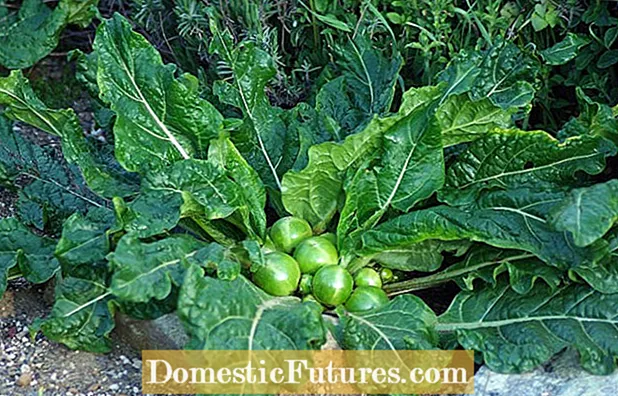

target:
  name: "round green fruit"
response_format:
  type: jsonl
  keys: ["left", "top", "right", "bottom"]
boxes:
{"left": 320, "top": 232, "right": 337, "bottom": 246}
{"left": 380, "top": 268, "right": 394, "bottom": 283}
{"left": 299, "top": 274, "right": 313, "bottom": 295}
{"left": 345, "top": 286, "right": 389, "bottom": 312}
{"left": 270, "top": 217, "right": 312, "bottom": 253}
{"left": 253, "top": 252, "right": 301, "bottom": 296}
{"left": 354, "top": 268, "right": 382, "bottom": 288}
{"left": 312, "top": 265, "right": 353, "bottom": 307}
{"left": 294, "top": 236, "right": 339, "bottom": 274}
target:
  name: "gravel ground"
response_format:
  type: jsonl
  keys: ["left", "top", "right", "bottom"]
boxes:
{"left": 0, "top": 282, "right": 143, "bottom": 396}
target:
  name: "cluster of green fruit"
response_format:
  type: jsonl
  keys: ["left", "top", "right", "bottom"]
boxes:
{"left": 254, "top": 217, "right": 392, "bottom": 312}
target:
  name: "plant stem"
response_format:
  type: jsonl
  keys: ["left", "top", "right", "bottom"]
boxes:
{"left": 384, "top": 253, "right": 535, "bottom": 296}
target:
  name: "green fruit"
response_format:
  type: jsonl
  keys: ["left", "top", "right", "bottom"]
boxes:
{"left": 294, "top": 236, "right": 338, "bottom": 274}
{"left": 345, "top": 286, "right": 389, "bottom": 312}
{"left": 270, "top": 217, "right": 313, "bottom": 253}
{"left": 253, "top": 252, "right": 301, "bottom": 296}
{"left": 380, "top": 268, "right": 394, "bottom": 283}
{"left": 320, "top": 232, "right": 337, "bottom": 246}
{"left": 354, "top": 268, "right": 382, "bottom": 288}
{"left": 299, "top": 274, "right": 313, "bottom": 295}
{"left": 262, "top": 235, "right": 277, "bottom": 254}
{"left": 312, "top": 265, "right": 353, "bottom": 307}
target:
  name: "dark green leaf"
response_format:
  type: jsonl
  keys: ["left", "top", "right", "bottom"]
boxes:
{"left": 55, "top": 207, "right": 116, "bottom": 276}
{"left": 440, "top": 130, "right": 616, "bottom": 206}
{"left": 597, "top": 50, "right": 618, "bottom": 69}
{"left": 549, "top": 180, "right": 618, "bottom": 247}
{"left": 540, "top": 33, "right": 590, "bottom": 65}
{"left": 359, "top": 189, "right": 608, "bottom": 270}
{"left": 209, "top": 21, "right": 286, "bottom": 194}
{"left": 108, "top": 234, "right": 204, "bottom": 303}
{"left": 0, "top": 0, "right": 99, "bottom": 69}
{"left": 334, "top": 295, "right": 437, "bottom": 350}
{"left": 317, "top": 36, "right": 402, "bottom": 136}
{"left": 95, "top": 14, "right": 223, "bottom": 173}
{"left": 39, "top": 277, "right": 114, "bottom": 353}
{"left": 337, "top": 100, "right": 443, "bottom": 247}
{"left": 438, "top": 280, "right": 618, "bottom": 374}
{"left": 0, "top": 218, "right": 59, "bottom": 295}
{"left": 177, "top": 265, "right": 327, "bottom": 350}
{"left": 0, "top": 70, "right": 139, "bottom": 198}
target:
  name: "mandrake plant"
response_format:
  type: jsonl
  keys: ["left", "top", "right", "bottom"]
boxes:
{"left": 1, "top": 12, "right": 618, "bottom": 378}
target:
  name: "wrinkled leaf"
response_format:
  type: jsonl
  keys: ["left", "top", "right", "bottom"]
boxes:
{"left": 335, "top": 295, "right": 438, "bottom": 350}
{"left": 178, "top": 265, "right": 326, "bottom": 350}
{"left": 281, "top": 116, "right": 388, "bottom": 232}
{"left": 359, "top": 189, "right": 608, "bottom": 270}
{"left": 0, "top": 70, "right": 139, "bottom": 198}
{"left": 338, "top": 100, "right": 443, "bottom": 246}
{"left": 55, "top": 207, "right": 116, "bottom": 276}
{"left": 437, "top": 94, "right": 515, "bottom": 147}
{"left": 0, "top": 0, "right": 99, "bottom": 69}
{"left": 108, "top": 234, "right": 204, "bottom": 303}
{"left": 440, "top": 130, "right": 616, "bottom": 206}
{"left": 95, "top": 14, "right": 223, "bottom": 173}
{"left": 210, "top": 21, "right": 286, "bottom": 194}
{"left": 0, "top": 218, "right": 59, "bottom": 296}
{"left": 549, "top": 180, "right": 618, "bottom": 247}
{"left": 438, "top": 280, "right": 618, "bottom": 374}
{"left": 38, "top": 277, "right": 114, "bottom": 353}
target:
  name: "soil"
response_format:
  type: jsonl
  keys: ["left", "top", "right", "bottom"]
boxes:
{"left": 0, "top": 283, "right": 143, "bottom": 396}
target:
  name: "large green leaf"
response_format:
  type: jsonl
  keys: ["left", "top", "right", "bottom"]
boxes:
{"left": 121, "top": 159, "right": 259, "bottom": 239}
{"left": 438, "top": 280, "right": 618, "bottom": 374}
{"left": 0, "top": 218, "right": 59, "bottom": 296}
{"left": 38, "top": 277, "right": 115, "bottom": 353}
{"left": 558, "top": 88, "right": 618, "bottom": 144}
{"left": 440, "top": 130, "right": 616, "bottom": 206}
{"left": 209, "top": 21, "right": 286, "bottom": 194}
{"left": 107, "top": 234, "right": 204, "bottom": 303}
{"left": 570, "top": 228, "right": 618, "bottom": 294}
{"left": 437, "top": 94, "right": 515, "bottom": 147}
{"left": 337, "top": 100, "right": 443, "bottom": 247}
{"left": 359, "top": 189, "right": 607, "bottom": 270}
{"left": 281, "top": 116, "right": 390, "bottom": 232}
{"left": 177, "top": 265, "right": 327, "bottom": 350}
{"left": 439, "top": 41, "right": 540, "bottom": 109}
{"left": 540, "top": 33, "right": 590, "bottom": 65}
{"left": 316, "top": 36, "right": 402, "bottom": 137}
{"left": 372, "top": 240, "right": 470, "bottom": 273}
{"left": 334, "top": 295, "right": 437, "bottom": 350}
{"left": 549, "top": 180, "right": 618, "bottom": 247}
{"left": 94, "top": 14, "right": 223, "bottom": 173}
{"left": 0, "top": 0, "right": 99, "bottom": 69}
{"left": 0, "top": 70, "right": 139, "bottom": 198}
{"left": 208, "top": 136, "right": 267, "bottom": 240}
{"left": 437, "top": 246, "right": 561, "bottom": 295}
{"left": 55, "top": 207, "right": 116, "bottom": 277}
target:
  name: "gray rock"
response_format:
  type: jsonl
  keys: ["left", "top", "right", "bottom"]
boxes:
{"left": 114, "top": 313, "right": 189, "bottom": 351}
{"left": 474, "top": 349, "right": 618, "bottom": 396}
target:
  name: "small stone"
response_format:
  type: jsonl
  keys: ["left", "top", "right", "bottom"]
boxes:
{"left": 110, "top": 384, "right": 120, "bottom": 391}
{"left": 88, "top": 383, "right": 101, "bottom": 391}
{"left": 16, "top": 372, "right": 33, "bottom": 387}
